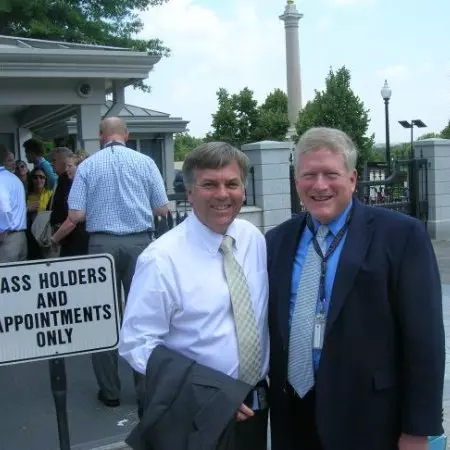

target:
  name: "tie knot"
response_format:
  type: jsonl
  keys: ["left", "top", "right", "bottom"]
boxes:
{"left": 316, "top": 225, "right": 329, "bottom": 240}
{"left": 220, "top": 235, "right": 234, "bottom": 254}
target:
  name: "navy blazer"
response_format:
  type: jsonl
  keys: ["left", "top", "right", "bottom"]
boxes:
{"left": 266, "top": 199, "right": 445, "bottom": 450}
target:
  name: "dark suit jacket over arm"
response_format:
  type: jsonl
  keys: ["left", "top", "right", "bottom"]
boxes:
{"left": 126, "top": 346, "right": 252, "bottom": 450}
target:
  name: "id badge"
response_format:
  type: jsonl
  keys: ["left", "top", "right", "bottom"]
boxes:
{"left": 313, "top": 313, "right": 326, "bottom": 350}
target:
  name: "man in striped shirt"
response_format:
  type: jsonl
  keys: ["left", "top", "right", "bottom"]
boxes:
{"left": 67, "top": 117, "right": 169, "bottom": 409}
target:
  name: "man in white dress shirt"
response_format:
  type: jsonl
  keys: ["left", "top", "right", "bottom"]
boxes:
{"left": 119, "top": 142, "right": 269, "bottom": 449}
{"left": 0, "top": 144, "right": 27, "bottom": 263}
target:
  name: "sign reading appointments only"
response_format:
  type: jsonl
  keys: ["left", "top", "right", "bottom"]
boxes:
{"left": 0, "top": 254, "right": 120, "bottom": 366}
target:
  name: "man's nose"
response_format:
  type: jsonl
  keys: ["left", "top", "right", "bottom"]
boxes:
{"left": 215, "top": 184, "right": 229, "bottom": 198}
{"left": 312, "top": 174, "right": 328, "bottom": 190}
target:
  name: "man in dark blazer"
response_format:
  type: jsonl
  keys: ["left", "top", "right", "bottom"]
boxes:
{"left": 266, "top": 127, "right": 445, "bottom": 450}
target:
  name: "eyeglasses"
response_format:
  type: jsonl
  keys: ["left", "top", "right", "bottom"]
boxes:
{"left": 33, "top": 175, "right": 46, "bottom": 180}
{"left": 16, "top": 164, "right": 25, "bottom": 169}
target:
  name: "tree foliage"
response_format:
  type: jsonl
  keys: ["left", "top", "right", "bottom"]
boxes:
{"left": 252, "top": 89, "right": 290, "bottom": 142}
{"left": 0, "top": 0, "right": 170, "bottom": 92}
{"left": 295, "top": 66, "right": 375, "bottom": 171}
{"left": 207, "top": 87, "right": 289, "bottom": 147}
{"left": 174, "top": 132, "right": 203, "bottom": 161}
{"left": 418, "top": 132, "right": 442, "bottom": 140}
{"left": 441, "top": 120, "right": 450, "bottom": 139}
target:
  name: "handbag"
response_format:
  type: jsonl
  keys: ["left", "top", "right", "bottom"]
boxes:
{"left": 31, "top": 182, "right": 57, "bottom": 248}
{"left": 31, "top": 210, "right": 53, "bottom": 247}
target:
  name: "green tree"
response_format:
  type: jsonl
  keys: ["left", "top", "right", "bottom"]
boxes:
{"left": 390, "top": 143, "right": 410, "bottom": 160}
{"left": 418, "top": 132, "right": 442, "bottom": 140}
{"left": 0, "top": 0, "right": 170, "bottom": 92}
{"left": 207, "top": 87, "right": 259, "bottom": 147}
{"left": 252, "top": 89, "right": 290, "bottom": 142}
{"left": 441, "top": 120, "right": 450, "bottom": 139}
{"left": 295, "top": 66, "right": 375, "bottom": 171}
{"left": 174, "top": 132, "right": 203, "bottom": 161}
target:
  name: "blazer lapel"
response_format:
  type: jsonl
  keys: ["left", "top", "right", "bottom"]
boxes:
{"left": 276, "top": 215, "right": 306, "bottom": 348}
{"left": 325, "top": 200, "right": 374, "bottom": 338}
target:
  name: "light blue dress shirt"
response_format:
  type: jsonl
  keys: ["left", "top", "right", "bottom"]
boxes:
{"left": 68, "top": 143, "right": 168, "bottom": 234}
{"left": 289, "top": 201, "right": 353, "bottom": 370}
{"left": 0, "top": 167, "right": 27, "bottom": 232}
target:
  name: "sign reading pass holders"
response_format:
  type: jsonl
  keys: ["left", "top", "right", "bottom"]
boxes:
{"left": 0, "top": 254, "right": 120, "bottom": 366}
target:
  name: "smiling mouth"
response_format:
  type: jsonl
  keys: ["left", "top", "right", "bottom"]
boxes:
{"left": 311, "top": 196, "right": 332, "bottom": 202}
{"left": 211, "top": 205, "right": 231, "bottom": 211}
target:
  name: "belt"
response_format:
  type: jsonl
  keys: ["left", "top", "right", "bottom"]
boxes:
{"left": 2, "top": 229, "right": 25, "bottom": 233}
{"left": 90, "top": 229, "right": 152, "bottom": 236}
{"left": 244, "top": 379, "right": 268, "bottom": 411}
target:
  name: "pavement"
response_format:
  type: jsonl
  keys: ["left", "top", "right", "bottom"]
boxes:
{"left": 1, "top": 240, "right": 450, "bottom": 449}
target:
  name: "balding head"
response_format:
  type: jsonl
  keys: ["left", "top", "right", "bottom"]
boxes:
{"left": 99, "top": 117, "right": 128, "bottom": 147}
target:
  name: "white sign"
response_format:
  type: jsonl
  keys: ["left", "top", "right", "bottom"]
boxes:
{"left": 0, "top": 254, "right": 120, "bottom": 366}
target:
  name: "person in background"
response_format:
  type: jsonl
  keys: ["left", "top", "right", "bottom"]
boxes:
{"left": 0, "top": 144, "right": 27, "bottom": 262}
{"left": 67, "top": 117, "right": 169, "bottom": 410}
{"left": 4, "top": 151, "right": 15, "bottom": 172}
{"left": 23, "top": 138, "right": 58, "bottom": 189}
{"left": 51, "top": 151, "right": 89, "bottom": 257}
{"left": 26, "top": 167, "right": 52, "bottom": 259}
{"left": 14, "top": 159, "right": 29, "bottom": 192}
{"left": 267, "top": 127, "right": 444, "bottom": 450}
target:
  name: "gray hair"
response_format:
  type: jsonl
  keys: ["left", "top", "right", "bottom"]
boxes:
{"left": 49, "top": 147, "right": 73, "bottom": 160}
{"left": 182, "top": 142, "right": 249, "bottom": 188}
{"left": 295, "top": 127, "right": 358, "bottom": 173}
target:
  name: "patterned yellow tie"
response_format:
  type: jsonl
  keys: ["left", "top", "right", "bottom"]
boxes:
{"left": 220, "top": 235, "right": 262, "bottom": 385}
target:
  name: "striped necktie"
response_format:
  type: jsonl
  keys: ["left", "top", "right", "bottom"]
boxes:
{"left": 220, "top": 235, "right": 262, "bottom": 386}
{"left": 288, "top": 225, "right": 329, "bottom": 397}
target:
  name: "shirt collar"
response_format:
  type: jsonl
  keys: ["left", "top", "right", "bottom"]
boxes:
{"left": 310, "top": 199, "right": 353, "bottom": 237}
{"left": 34, "top": 157, "right": 45, "bottom": 166}
{"left": 187, "top": 211, "right": 239, "bottom": 255}
{"left": 103, "top": 140, "right": 126, "bottom": 148}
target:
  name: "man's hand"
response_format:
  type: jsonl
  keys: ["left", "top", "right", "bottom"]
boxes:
{"left": 235, "top": 403, "right": 254, "bottom": 422}
{"left": 398, "top": 434, "right": 428, "bottom": 450}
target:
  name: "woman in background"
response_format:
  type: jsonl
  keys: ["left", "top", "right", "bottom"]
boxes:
{"left": 26, "top": 168, "right": 52, "bottom": 259}
{"left": 51, "top": 152, "right": 89, "bottom": 256}
{"left": 15, "top": 159, "right": 29, "bottom": 193}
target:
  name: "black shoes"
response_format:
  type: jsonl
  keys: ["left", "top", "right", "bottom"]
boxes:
{"left": 97, "top": 390, "right": 120, "bottom": 407}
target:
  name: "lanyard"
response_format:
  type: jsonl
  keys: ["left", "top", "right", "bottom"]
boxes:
{"left": 306, "top": 208, "right": 353, "bottom": 312}
{"left": 103, "top": 141, "right": 125, "bottom": 150}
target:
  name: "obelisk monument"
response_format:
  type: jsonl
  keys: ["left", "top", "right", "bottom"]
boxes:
{"left": 280, "top": 0, "right": 303, "bottom": 139}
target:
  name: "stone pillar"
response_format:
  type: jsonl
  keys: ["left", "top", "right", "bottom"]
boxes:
{"left": 164, "top": 133, "right": 175, "bottom": 194}
{"left": 242, "top": 141, "right": 292, "bottom": 233}
{"left": 76, "top": 104, "right": 101, "bottom": 154}
{"left": 414, "top": 139, "right": 450, "bottom": 239}
{"left": 280, "top": 1, "right": 303, "bottom": 138}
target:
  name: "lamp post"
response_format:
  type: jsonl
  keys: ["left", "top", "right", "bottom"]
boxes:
{"left": 399, "top": 119, "right": 427, "bottom": 159}
{"left": 380, "top": 80, "right": 392, "bottom": 175}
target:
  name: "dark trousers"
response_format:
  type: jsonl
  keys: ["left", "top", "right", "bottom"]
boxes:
{"left": 285, "top": 385, "right": 323, "bottom": 450}
{"left": 88, "top": 231, "right": 152, "bottom": 402}
{"left": 219, "top": 408, "right": 268, "bottom": 450}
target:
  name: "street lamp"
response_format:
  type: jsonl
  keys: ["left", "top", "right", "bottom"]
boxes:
{"left": 399, "top": 119, "right": 427, "bottom": 159}
{"left": 381, "top": 80, "right": 392, "bottom": 175}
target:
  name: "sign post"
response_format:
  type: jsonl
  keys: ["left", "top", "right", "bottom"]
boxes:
{"left": 0, "top": 254, "right": 120, "bottom": 450}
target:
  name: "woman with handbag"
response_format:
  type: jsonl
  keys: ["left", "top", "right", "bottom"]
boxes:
{"left": 26, "top": 168, "right": 52, "bottom": 259}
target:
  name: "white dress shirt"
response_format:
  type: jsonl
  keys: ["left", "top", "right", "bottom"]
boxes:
{"left": 119, "top": 212, "right": 269, "bottom": 381}
{"left": 0, "top": 167, "right": 26, "bottom": 232}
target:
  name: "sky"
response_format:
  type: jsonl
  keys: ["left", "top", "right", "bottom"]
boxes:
{"left": 125, "top": 0, "right": 449, "bottom": 144}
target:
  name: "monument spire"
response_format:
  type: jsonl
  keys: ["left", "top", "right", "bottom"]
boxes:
{"left": 280, "top": 1, "right": 303, "bottom": 138}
